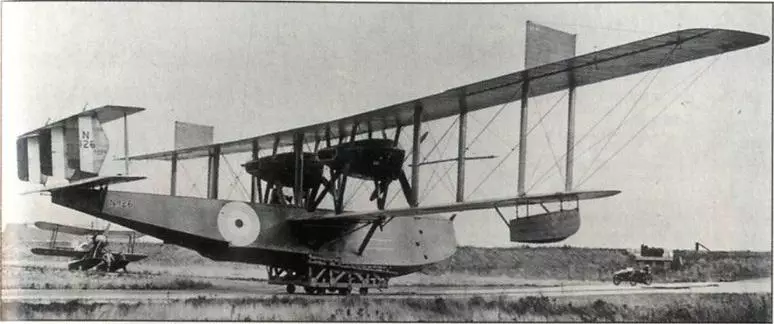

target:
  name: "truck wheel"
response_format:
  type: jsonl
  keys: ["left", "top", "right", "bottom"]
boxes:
{"left": 286, "top": 284, "right": 296, "bottom": 294}
{"left": 359, "top": 287, "right": 368, "bottom": 295}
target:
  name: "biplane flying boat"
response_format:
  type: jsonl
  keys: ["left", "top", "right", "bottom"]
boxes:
{"left": 16, "top": 26, "right": 768, "bottom": 295}
{"left": 30, "top": 221, "right": 147, "bottom": 272}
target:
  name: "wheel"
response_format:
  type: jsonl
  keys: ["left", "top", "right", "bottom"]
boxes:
{"left": 629, "top": 279, "right": 637, "bottom": 286}
{"left": 644, "top": 275, "right": 653, "bottom": 285}
{"left": 613, "top": 276, "right": 621, "bottom": 286}
{"left": 338, "top": 288, "right": 352, "bottom": 295}
{"left": 314, "top": 288, "right": 325, "bottom": 295}
{"left": 303, "top": 286, "right": 314, "bottom": 294}
{"left": 359, "top": 287, "right": 368, "bottom": 295}
{"left": 286, "top": 284, "right": 296, "bottom": 294}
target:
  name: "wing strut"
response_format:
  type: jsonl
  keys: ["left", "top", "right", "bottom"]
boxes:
{"left": 123, "top": 111, "right": 130, "bottom": 174}
{"left": 565, "top": 83, "right": 576, "bottom": 191}
{"left": 49, "top": 225, "right": 60, "bottom": 249}
{"left": 250, "top": 139, "right": 261, "bottom": 203}
{"left": 456, "top": 95, "right": 468, "bottom": 202}
{"left": 293, "top": 133, "right": 304, "bottom": 207}
{"left": 517, "top": 79, "right": 530, "bottom": 195}
{"left": 170, "top": 153, "right": 178, "bottom": 196}
{"left": 207, "top": 147, "right": 220, "bottom": 199}
{"left": 410, "top": 103, "right": 422, "bottom": 207}
{"left": 357, "top": 218, "right": 382, "bottom": 255}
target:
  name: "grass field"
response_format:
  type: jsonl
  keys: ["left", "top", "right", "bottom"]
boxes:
{"left": 2, "top": 265, "right": 214, "bottom": 290}
{"left": 424, "top": 246, "right": 772, "bottom": 283}
{"left": 4, "top": 293, "right": 770, "bottom": 322}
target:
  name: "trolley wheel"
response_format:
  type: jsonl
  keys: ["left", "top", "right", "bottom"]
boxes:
{"left": 286, "top": 284, "right": 296, "bottom": 294}
{"left": 359, "top": 287, "right": 369, "bottom": 295}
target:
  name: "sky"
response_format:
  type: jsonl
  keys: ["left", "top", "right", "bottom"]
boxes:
{"left": 3, "top": 2, "right": 772, "bottom": 251}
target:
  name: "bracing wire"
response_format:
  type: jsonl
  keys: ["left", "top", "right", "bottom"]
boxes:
{"left": 539, "top": 121, "right": 564, "bottom": 181}
{"left": 385, "top": 117, "right": 459, "bottom": 207}
{"left": 221, "top": 154, "right": 251, "bottom": 201}
{"left": 180, "top": 163, "right": 205, "bottom": 197}
{"left": 343, "top": 179, "right": 367, "bottom": 208}
{"left": 418, "top": 124, "right": 458, "bottom": 203}
{"left": 578, "top": 67, "right": 663, "bottom": 182}
{"left": 464, "top": 93, "right": 568, "bottom": 199}
{"left": 468, "top": 114, "right": 512, "bottom": 148}
{"left": 576, "top": 57, "right": 720, "bottom": 187}
{"left": 416, "top": 92, "right": 529, "bottom": 201}
{"left": 526, "top": 45, "right": 680, "bottom": 192}
{"left": 578, "top": 43, "right": 681, "bottom": 182}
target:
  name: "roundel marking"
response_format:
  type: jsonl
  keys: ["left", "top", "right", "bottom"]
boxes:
{"left": 216, "top": 201, "right": 261, "bottom": 246}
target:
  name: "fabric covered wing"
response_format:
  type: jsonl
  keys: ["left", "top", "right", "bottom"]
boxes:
{"left": 122, "top": 253, "right": 149, "bottom": 262}
{"left": 127, "top": 28, "right": 768, "bottom": 162}
{"left": 34, "top": 221, "right": 145, "bottom": 238}
{"left": 31, "top": 247, "right": 86, "bottom": 258}
{"left": 35, "top": 221, "right": 96, "bottom": 236}
{"left": 287, "top": 190, "right": 620, "bottom": 222}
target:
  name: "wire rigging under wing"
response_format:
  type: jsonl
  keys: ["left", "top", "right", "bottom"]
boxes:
{"left": 126, "top": 28, "right": 769, "bottom": 161}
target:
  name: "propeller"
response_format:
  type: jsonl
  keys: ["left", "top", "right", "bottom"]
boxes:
{"left": 93, "top": 223, "right": 110, "bottom": 243}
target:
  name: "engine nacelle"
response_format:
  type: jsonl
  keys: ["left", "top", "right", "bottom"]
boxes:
{"left": 316, "top": 139, "right": 405, "bottom": 181}
{"left": 243, "top": 152, "right": 323, "bottom": 189}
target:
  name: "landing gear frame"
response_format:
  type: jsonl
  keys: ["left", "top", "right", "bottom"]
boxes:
{"left": 268, "top": 262, "right": 391, "bottom": 295}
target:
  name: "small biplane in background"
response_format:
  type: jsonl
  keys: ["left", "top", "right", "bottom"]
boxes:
{"left": 31, "top": 221, "right": 147, "bottom": 272}
{"left": 15, "top": 23, "right": 768, "bottom": 295}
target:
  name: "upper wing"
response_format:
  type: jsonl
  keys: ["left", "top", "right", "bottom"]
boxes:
{"left": 31, "top": 247, "right": 86, "bottom": 258}
{"left": 287, "top": 190, "right": 620, "bottom": 222}
{"left": 34, "top": 219, "right": 146, "bottom": 238}
{"left": 35, "top": 221, "right": 96, "bottom": 236}
{"left": 127, "top": 28, "right": 769, "bottom": 162}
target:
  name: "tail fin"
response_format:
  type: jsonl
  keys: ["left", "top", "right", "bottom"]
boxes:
{"left": 17, "top": 105, "right": 144, "bottom": 185}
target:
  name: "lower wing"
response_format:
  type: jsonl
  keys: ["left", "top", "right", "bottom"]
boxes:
{"left": 31, "top": 248, "right": 86, "bottom": 259}
{"left": 288, "top": 190, "right": 620, "bottom": 222}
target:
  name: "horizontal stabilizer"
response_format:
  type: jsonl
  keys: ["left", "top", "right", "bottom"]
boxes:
{"left": 19, "top": 105, "right": 145, "bottom": 139}
{"left": 23, "top": 175, "right": 145, "bottom": 194}
{"left": 17, "top": 105, "right": 145, "bottom": 185}
{"left": 288, "top": 190, "right": 620, "bottom": 222}
{"left": 126, "top": 28, "right": 768, "bottom": 162}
